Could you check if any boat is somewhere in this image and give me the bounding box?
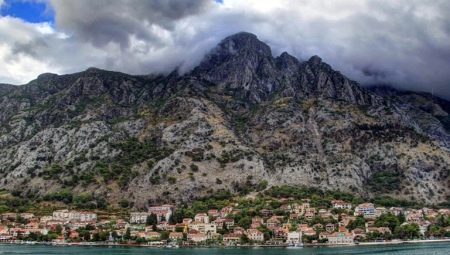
[165,243,179,248]
[287,242,304,248]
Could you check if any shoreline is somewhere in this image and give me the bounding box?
[1,239,450,248]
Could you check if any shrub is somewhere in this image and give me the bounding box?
[168,177,177,184]
[190,164,199,172]
[119,199,130,208]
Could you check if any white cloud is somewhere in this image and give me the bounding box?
[0,0,449,99]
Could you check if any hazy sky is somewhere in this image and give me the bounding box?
[0,0,449,98]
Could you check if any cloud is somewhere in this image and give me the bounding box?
[0,0,449,99]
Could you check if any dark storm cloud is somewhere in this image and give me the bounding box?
[1,0,449,99]
[10,38,48,59]
[50,0,212,48]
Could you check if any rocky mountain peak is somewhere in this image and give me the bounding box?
[37,72,59,80]
[215,31,272,57]
[195,32,273,73]
[308,55,322,66]
[276,52,300,69]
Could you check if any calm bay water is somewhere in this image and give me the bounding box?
[1,242,450,255]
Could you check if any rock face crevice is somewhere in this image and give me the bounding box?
[0,32,448,206]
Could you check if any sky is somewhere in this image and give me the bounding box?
[0,0,449,98]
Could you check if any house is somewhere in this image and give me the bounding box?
[194,213,210,224]
[223,233,242,245]
[208,209,220,218]
[148,205,174,222]
[438,209,450,216]
[366,227,391,235]
[406,212,424,223]
[68,221,90,230]
[212,218,235,230]
[301,202,311,215]
[298,224,316,236]
[52,209,70,221]
[251,217,264,229]
[69,230,79,239]
[143,231,161,240]
[75,211,97,222]
[188,232,207,243]
[260,209,272,217]
[115,219,128,229]
[0,226,8,235]
[319,210,333,220]
[375,207,387,217]
[233,227,245,235]
[326,232,354,245]
[169,232,183,240]
[289,213,300,220]
[1,213,17,221]
[130,212,148,224]
[266,216,281,229]
[282,223,292,231]
[305,208,317,214]
[280,204,292,212]
[19,213,35,220]
[286,231,302,245]
[331,200,352,210]
[52,210,97,223]
[273,227,288,238]
[165,224,177,232]
[338,226,349,233]
[182,218,193,225]
[418,221,431,235]
[389,207,404,216]
[352,228,366,239]
[246,229,264,242]
[231,209,242,216]
[325,223,335,233]
[424,209,438,219]
[220,206,233,217]
[304,211,315,220]
[189,221,217,235]
[45,220,64,231]
[354,203,375,218]
[39,216,53,224]
[313,223,324,231]
[24,222,39,229]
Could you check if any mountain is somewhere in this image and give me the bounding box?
[0,32,448,208]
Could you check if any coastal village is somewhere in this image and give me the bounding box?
[1,190,449,247]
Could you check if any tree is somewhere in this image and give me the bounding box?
[146,213,158,230]
[240,234,249,244]
[375,213,400,232]
[119,199,130,208]
[124,228,131,240]
[395,224,420,239]
[398,212,406,223]
[83,231,91,241]
[436,215,450,227]
[347,216,365,230]
[112,231,119,240]
[237,216,252,229]
[160,231,170,240]
[55,224,63,235]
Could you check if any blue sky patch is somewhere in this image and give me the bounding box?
[0,0,54,23]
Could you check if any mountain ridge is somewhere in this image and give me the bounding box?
[0,32,448,208]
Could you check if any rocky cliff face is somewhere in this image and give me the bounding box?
[0,32,448,207]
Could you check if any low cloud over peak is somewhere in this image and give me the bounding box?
[1,0,449,99]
